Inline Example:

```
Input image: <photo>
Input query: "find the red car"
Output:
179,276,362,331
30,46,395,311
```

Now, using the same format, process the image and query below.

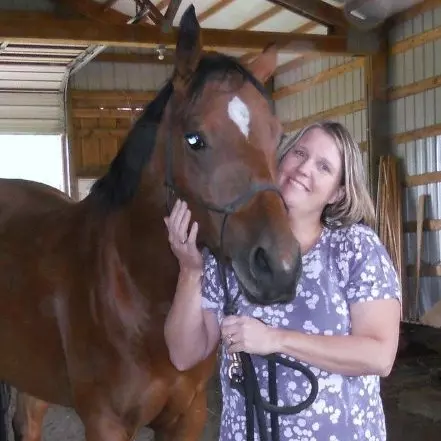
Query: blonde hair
277,120,375,229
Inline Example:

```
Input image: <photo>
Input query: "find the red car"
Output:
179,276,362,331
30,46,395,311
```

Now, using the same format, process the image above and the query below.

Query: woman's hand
221,315,277,356
164,199,203,272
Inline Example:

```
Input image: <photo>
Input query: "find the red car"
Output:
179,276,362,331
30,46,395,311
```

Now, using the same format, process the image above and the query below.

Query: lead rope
217,216,319,441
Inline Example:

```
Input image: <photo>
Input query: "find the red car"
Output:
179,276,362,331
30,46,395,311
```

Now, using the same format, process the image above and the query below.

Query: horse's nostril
251,246,273,283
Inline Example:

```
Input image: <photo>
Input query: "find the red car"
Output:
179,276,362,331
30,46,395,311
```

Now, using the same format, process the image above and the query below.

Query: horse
0,5,303,441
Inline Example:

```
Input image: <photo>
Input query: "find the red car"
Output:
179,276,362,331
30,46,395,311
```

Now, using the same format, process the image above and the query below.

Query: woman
164,120,402,441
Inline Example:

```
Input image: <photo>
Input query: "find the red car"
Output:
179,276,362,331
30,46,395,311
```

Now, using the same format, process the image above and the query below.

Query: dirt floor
4,329,441,441
381,337,441,441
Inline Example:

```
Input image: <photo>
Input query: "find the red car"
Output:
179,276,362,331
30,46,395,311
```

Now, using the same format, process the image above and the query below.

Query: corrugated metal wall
70,61,174,91
389,4,441,319
273,55,369,179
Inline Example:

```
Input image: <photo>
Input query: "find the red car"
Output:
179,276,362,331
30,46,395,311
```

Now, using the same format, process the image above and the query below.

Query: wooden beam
94,51,174,64
266,0,348,30
283,99,366,132
404,219,441,232
0,13,376,54
404,171,441,187
162,0,182,31
394,122,441,145
364,28,391,204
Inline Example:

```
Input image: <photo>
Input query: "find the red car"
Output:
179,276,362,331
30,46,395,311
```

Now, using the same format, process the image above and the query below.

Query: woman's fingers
187,221,199,246
178,208,191,242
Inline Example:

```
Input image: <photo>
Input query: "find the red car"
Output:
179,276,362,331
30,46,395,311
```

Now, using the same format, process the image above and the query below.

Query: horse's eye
185,132,206,151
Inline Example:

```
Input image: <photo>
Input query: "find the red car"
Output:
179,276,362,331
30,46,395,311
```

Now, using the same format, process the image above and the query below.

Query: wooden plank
391,26,441,55
94,52,175,64
389,0,441,24
70,90,157,101
390,74,441,100
72,108,142,118
273,57,363,100
283,100,366,132
394,123,441,145
266,0,348,30
364,34,391,202
0,12,375,55
407,263,441,277
404,171,441,187
404,219,441,232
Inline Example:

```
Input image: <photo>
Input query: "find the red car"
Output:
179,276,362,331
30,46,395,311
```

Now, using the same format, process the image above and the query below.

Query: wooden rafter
0,12,377,55
266,0,348,30
162,0,182,30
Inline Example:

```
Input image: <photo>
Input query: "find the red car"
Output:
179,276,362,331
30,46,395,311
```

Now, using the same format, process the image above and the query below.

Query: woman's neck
288,213,324,255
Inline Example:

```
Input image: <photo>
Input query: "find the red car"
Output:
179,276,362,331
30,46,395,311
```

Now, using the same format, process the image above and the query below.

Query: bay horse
0,5,303,441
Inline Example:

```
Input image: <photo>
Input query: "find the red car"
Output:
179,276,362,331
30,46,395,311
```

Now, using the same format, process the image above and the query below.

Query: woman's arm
222,298,400,377
165,267,221,371
273,298,401,377
163,199,221,371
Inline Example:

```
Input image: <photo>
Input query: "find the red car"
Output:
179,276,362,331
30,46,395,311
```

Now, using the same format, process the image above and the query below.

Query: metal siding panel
414,92,425,129
322,80,330,112
403,19,414,39
425,89,435,126
353,110,362,142
423,9,434,31
330,77,338,108
404,50,414,85
435,40,441,75
309,86,316,115
414,45,424,82
434,6,441,27
353,68,361,101
302,90,310,118
413,13,423,35
405,95,415,132
316,83,323,113
344,71,353,104
436,87,441,124
337,74,345,105
423,41,434,79
396,98,405,134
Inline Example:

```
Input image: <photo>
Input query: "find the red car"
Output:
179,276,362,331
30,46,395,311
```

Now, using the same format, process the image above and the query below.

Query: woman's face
277,127,344,218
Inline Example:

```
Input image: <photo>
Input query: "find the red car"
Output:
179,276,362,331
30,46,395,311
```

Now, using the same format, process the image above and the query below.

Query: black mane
88,52,269,210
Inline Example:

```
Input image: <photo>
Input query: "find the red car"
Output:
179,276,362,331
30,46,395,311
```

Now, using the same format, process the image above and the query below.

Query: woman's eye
185,132,206,151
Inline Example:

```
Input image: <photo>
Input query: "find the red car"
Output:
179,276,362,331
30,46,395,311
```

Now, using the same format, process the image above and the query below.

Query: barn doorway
0,134,65,193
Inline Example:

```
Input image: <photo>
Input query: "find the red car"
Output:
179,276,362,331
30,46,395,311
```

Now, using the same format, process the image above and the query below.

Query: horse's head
159,5,302,306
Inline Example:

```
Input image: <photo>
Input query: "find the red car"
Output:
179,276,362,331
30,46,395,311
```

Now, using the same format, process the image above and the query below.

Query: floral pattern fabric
201,223,401,441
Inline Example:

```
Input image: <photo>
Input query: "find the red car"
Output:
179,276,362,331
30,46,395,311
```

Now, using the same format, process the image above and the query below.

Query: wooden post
364,26,392,204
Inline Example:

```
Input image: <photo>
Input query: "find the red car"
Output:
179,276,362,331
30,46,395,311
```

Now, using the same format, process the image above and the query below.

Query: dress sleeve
344,224,402,306
200,248,225,322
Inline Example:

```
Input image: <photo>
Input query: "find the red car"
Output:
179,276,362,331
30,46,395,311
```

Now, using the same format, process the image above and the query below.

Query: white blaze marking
228,96,250,139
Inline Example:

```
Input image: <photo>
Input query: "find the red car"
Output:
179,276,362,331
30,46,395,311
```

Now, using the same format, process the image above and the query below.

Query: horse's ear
246,44,278,84
173,5,201,87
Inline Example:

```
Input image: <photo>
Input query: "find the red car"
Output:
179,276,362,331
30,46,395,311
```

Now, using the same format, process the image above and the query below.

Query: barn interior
0,0,441,440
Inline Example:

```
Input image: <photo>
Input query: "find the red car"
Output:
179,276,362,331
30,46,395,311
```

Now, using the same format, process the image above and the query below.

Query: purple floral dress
201,223,401,441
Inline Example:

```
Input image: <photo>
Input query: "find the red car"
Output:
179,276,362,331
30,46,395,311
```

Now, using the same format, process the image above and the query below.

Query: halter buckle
228,352,244,385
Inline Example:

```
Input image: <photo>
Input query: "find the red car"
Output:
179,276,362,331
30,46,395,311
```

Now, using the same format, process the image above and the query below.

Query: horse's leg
154,390,208,441
12,393,48,441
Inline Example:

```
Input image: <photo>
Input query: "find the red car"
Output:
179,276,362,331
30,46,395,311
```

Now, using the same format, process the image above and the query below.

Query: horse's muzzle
232,239,302,306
